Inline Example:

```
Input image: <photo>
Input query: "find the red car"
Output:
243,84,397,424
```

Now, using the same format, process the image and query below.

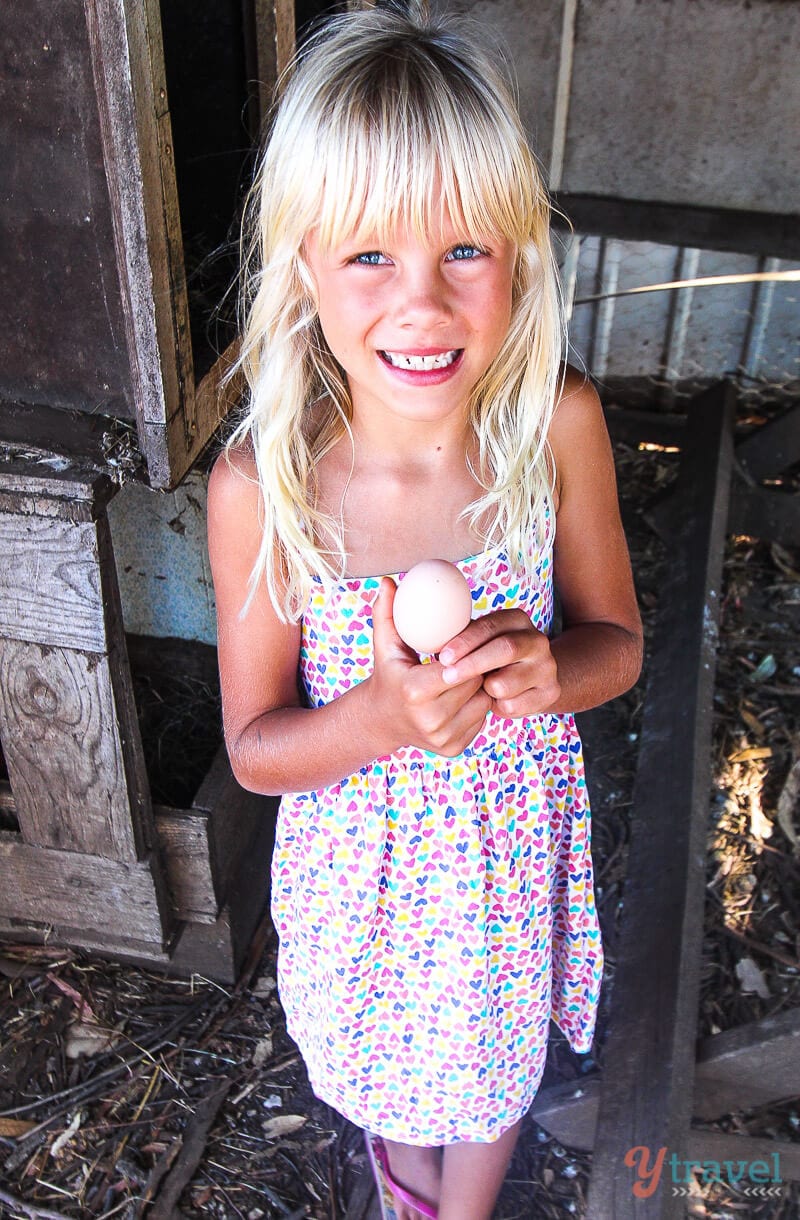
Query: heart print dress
270,500,603,1144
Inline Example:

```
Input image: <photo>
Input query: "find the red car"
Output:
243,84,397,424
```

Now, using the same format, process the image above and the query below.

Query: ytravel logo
623,1146,784,1198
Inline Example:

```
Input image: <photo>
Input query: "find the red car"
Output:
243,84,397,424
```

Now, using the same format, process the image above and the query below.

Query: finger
441,629,547,687
438,609,532,667
372,577,416,662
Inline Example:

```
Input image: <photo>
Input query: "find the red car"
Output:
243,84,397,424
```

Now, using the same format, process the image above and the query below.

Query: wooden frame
0,0,294,490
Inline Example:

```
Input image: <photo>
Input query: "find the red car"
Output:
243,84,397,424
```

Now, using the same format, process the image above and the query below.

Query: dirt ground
0,436,798,1219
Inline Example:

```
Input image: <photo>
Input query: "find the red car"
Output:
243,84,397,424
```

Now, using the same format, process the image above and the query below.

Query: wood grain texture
587,384,735,1220
0,831,167,943
0,511,106,651
0,638,140,859
153,807,217,922
84,0,198,488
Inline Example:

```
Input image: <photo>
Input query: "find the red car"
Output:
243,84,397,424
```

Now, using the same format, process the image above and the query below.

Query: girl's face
303,205,516,434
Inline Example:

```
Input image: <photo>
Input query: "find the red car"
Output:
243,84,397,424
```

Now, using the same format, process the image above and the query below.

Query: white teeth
382,349,458,371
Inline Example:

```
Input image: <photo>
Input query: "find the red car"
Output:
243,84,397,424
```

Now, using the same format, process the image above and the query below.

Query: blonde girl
208,8,642,1219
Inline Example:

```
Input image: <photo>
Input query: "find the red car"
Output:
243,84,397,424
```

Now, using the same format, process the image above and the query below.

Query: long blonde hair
228,6,565,620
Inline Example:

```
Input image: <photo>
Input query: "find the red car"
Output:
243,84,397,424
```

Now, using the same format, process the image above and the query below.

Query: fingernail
442,666,458,684
439,648,453,665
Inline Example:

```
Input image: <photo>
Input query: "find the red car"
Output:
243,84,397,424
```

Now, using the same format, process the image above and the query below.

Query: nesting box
0,0,295,979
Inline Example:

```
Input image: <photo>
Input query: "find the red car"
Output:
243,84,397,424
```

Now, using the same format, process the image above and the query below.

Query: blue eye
353,251,389,265
447,244,483,261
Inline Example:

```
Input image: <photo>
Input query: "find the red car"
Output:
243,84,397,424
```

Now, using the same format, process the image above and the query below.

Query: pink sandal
364,1131,439,1219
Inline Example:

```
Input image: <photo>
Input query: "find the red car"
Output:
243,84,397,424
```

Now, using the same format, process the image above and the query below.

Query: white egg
392,559,473,655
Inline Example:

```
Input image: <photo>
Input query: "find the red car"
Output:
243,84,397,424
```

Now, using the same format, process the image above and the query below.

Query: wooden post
0,454,173,949
586,384,735,1219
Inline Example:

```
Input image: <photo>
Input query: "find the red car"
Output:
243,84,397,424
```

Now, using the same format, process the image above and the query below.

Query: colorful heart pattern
272,502,603,1144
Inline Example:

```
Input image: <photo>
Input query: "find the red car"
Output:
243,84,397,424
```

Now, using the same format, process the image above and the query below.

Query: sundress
270,500,603,1145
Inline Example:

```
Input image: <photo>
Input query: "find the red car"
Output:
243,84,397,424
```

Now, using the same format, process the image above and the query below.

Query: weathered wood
554,193,800,261
84,0,195,489
0,512,106,651
169,806,275,983
0,1,134,417
687,1132,800,1183
0,467,157,866
0,918,175,965
154,807,218,923
587,384,735,1220
532,1007,800,1148
0,638,144,859
0,831,168,945
251,0,296,123
692,1007,800,1121
0,403,124,470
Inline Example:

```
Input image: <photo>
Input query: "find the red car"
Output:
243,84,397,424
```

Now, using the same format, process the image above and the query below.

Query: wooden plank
84,0,198,489
692,1007,800,1121
0,831,168,944
0,511,107,651
728,481,800,547
154,807,218,924
252,0,296,123
532,1008,800,1148
0,919,175,965
586,384,735,1220
554,194,800,261
0,0,135,417
0,402,122,470
168,807,275,983
0,638,144,859
687,1132,800,1184
736,403,800,480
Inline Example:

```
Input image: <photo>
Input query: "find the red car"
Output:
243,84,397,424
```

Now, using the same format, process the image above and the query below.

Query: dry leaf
728,746,772,763
252,1035,273,1067
262,1114,307,1139
65,1019,118,1060
738,703,766,740
735,957,770,999
0,1118,38,1138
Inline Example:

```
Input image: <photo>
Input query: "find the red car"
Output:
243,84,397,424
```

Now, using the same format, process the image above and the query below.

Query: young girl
208,9,642,1219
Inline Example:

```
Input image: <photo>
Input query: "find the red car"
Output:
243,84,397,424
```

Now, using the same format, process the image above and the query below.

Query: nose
393,260,453,329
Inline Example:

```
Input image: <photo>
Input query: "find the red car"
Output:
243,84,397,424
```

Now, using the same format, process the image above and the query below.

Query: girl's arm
207,448,491,795
439,371,643,715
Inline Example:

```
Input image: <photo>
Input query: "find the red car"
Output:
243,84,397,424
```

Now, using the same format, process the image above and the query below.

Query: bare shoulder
551,365,604,438
207,442,262,537
548,366,610,504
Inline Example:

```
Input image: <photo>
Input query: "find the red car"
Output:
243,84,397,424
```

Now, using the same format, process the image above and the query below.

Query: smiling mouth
380,349,461,371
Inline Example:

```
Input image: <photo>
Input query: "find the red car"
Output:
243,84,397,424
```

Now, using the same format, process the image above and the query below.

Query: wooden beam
532,1007,800,1148
692,1007,800,1121
0,831,168,945
153,806,218,924
728,480,800,547
554,194,800,261
586,383,735,1220
735,403,800,480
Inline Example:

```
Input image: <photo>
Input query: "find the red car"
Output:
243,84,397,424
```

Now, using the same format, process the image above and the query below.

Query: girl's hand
438,610,561,718
369,578,492,756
